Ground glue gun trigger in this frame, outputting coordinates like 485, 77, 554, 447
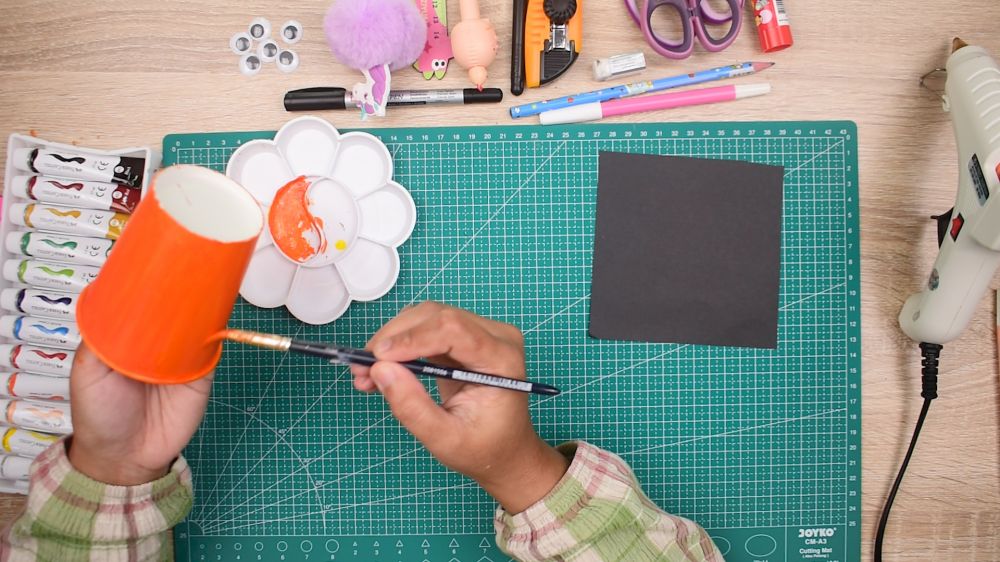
931, 208, 954, 248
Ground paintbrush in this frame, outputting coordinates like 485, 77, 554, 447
221, 329, 561, 396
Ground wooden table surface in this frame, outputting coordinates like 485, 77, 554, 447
1, 1, 999, 559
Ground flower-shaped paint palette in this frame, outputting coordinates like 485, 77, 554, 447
226, 117, 416, 324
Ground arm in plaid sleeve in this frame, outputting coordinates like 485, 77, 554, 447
0, 439, 192, 562
495, 441, 723, 562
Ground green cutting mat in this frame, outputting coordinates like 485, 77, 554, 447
164, 121, 861, 562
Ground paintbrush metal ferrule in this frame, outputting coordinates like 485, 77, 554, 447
223, 329, 292, 351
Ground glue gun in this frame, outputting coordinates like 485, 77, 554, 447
899, 39, 1000, 345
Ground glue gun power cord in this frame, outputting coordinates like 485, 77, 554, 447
873, 342, 941, 562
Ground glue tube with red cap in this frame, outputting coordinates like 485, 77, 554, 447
752, 0, 793, 53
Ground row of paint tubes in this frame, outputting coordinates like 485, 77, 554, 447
0, 147, 146, 491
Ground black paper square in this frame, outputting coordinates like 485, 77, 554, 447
589, 152, 784, 349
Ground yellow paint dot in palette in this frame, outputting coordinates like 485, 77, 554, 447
335, 240, 348, 251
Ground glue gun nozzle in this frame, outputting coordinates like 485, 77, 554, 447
952, 37, 968, 53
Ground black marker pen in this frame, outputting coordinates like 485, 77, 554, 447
284, 87, 503, 111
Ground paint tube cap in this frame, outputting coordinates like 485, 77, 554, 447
5, 232, 26, 257
11, 149, 36, 173
2, 261, 23, 285
7, 204, 28, 228
8, 177, 32, 201
0, 290, 22, 314
0, 317, 18, 341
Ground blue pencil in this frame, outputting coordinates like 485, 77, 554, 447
509, 61, 774, 119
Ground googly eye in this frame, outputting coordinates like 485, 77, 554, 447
258, 39, 280, 63
276, 49, 299, 73
280, 20, 303, 44
248, 17, 271, 40
230, 32, 253, 55
240, 53, 262, 76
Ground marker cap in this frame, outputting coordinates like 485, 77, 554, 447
463, 88, 504, 103
4, 232, 25, 257
8, 177, 31, 200
734, 82, 773, 98
539, 102, 603, 125
7, 204, 27, 228
2, 261, 22, 284
0, 290, 22, 314
11, 149, 35, 173
284, 88, 349, 111
0, 317, 17, 340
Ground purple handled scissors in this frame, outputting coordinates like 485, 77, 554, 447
624, 0, 744, 59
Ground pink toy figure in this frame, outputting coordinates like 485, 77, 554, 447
450, 0, 498, 90
414, 0, 453, 80
324, 0, 426, 117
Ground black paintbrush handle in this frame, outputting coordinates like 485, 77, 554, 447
288, 340, 560, 396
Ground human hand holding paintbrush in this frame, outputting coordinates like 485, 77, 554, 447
352, 302, 569, 513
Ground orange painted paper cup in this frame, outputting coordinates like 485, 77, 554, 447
77, 165, 264, 384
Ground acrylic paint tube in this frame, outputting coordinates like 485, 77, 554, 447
0, 316, 80, 350
2, 259, 100, 293
8, 203, 128, 240
12, 147, 145, 187
0, 289, 78, 321
0, 344, 75, 377
0, 454, 32, 480
11, 175, 141, 214
0, 398, 72, 434
5, 230, 113, 268
1, 426, 60, 457
0, 479, 29, 494
0, 372, 69, 401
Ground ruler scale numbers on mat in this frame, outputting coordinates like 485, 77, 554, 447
164, 122, 860, 562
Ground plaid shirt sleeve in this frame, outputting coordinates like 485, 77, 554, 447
494, 441, 723, 562
0, 439, 192, 562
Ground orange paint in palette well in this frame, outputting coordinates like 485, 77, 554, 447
268, 176, 327, 262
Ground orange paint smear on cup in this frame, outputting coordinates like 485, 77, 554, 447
268, 176, 327, 263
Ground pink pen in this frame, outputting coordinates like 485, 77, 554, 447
539, 82, 771, 125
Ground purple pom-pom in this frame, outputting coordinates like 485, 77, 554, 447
324, 0, 427, 71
